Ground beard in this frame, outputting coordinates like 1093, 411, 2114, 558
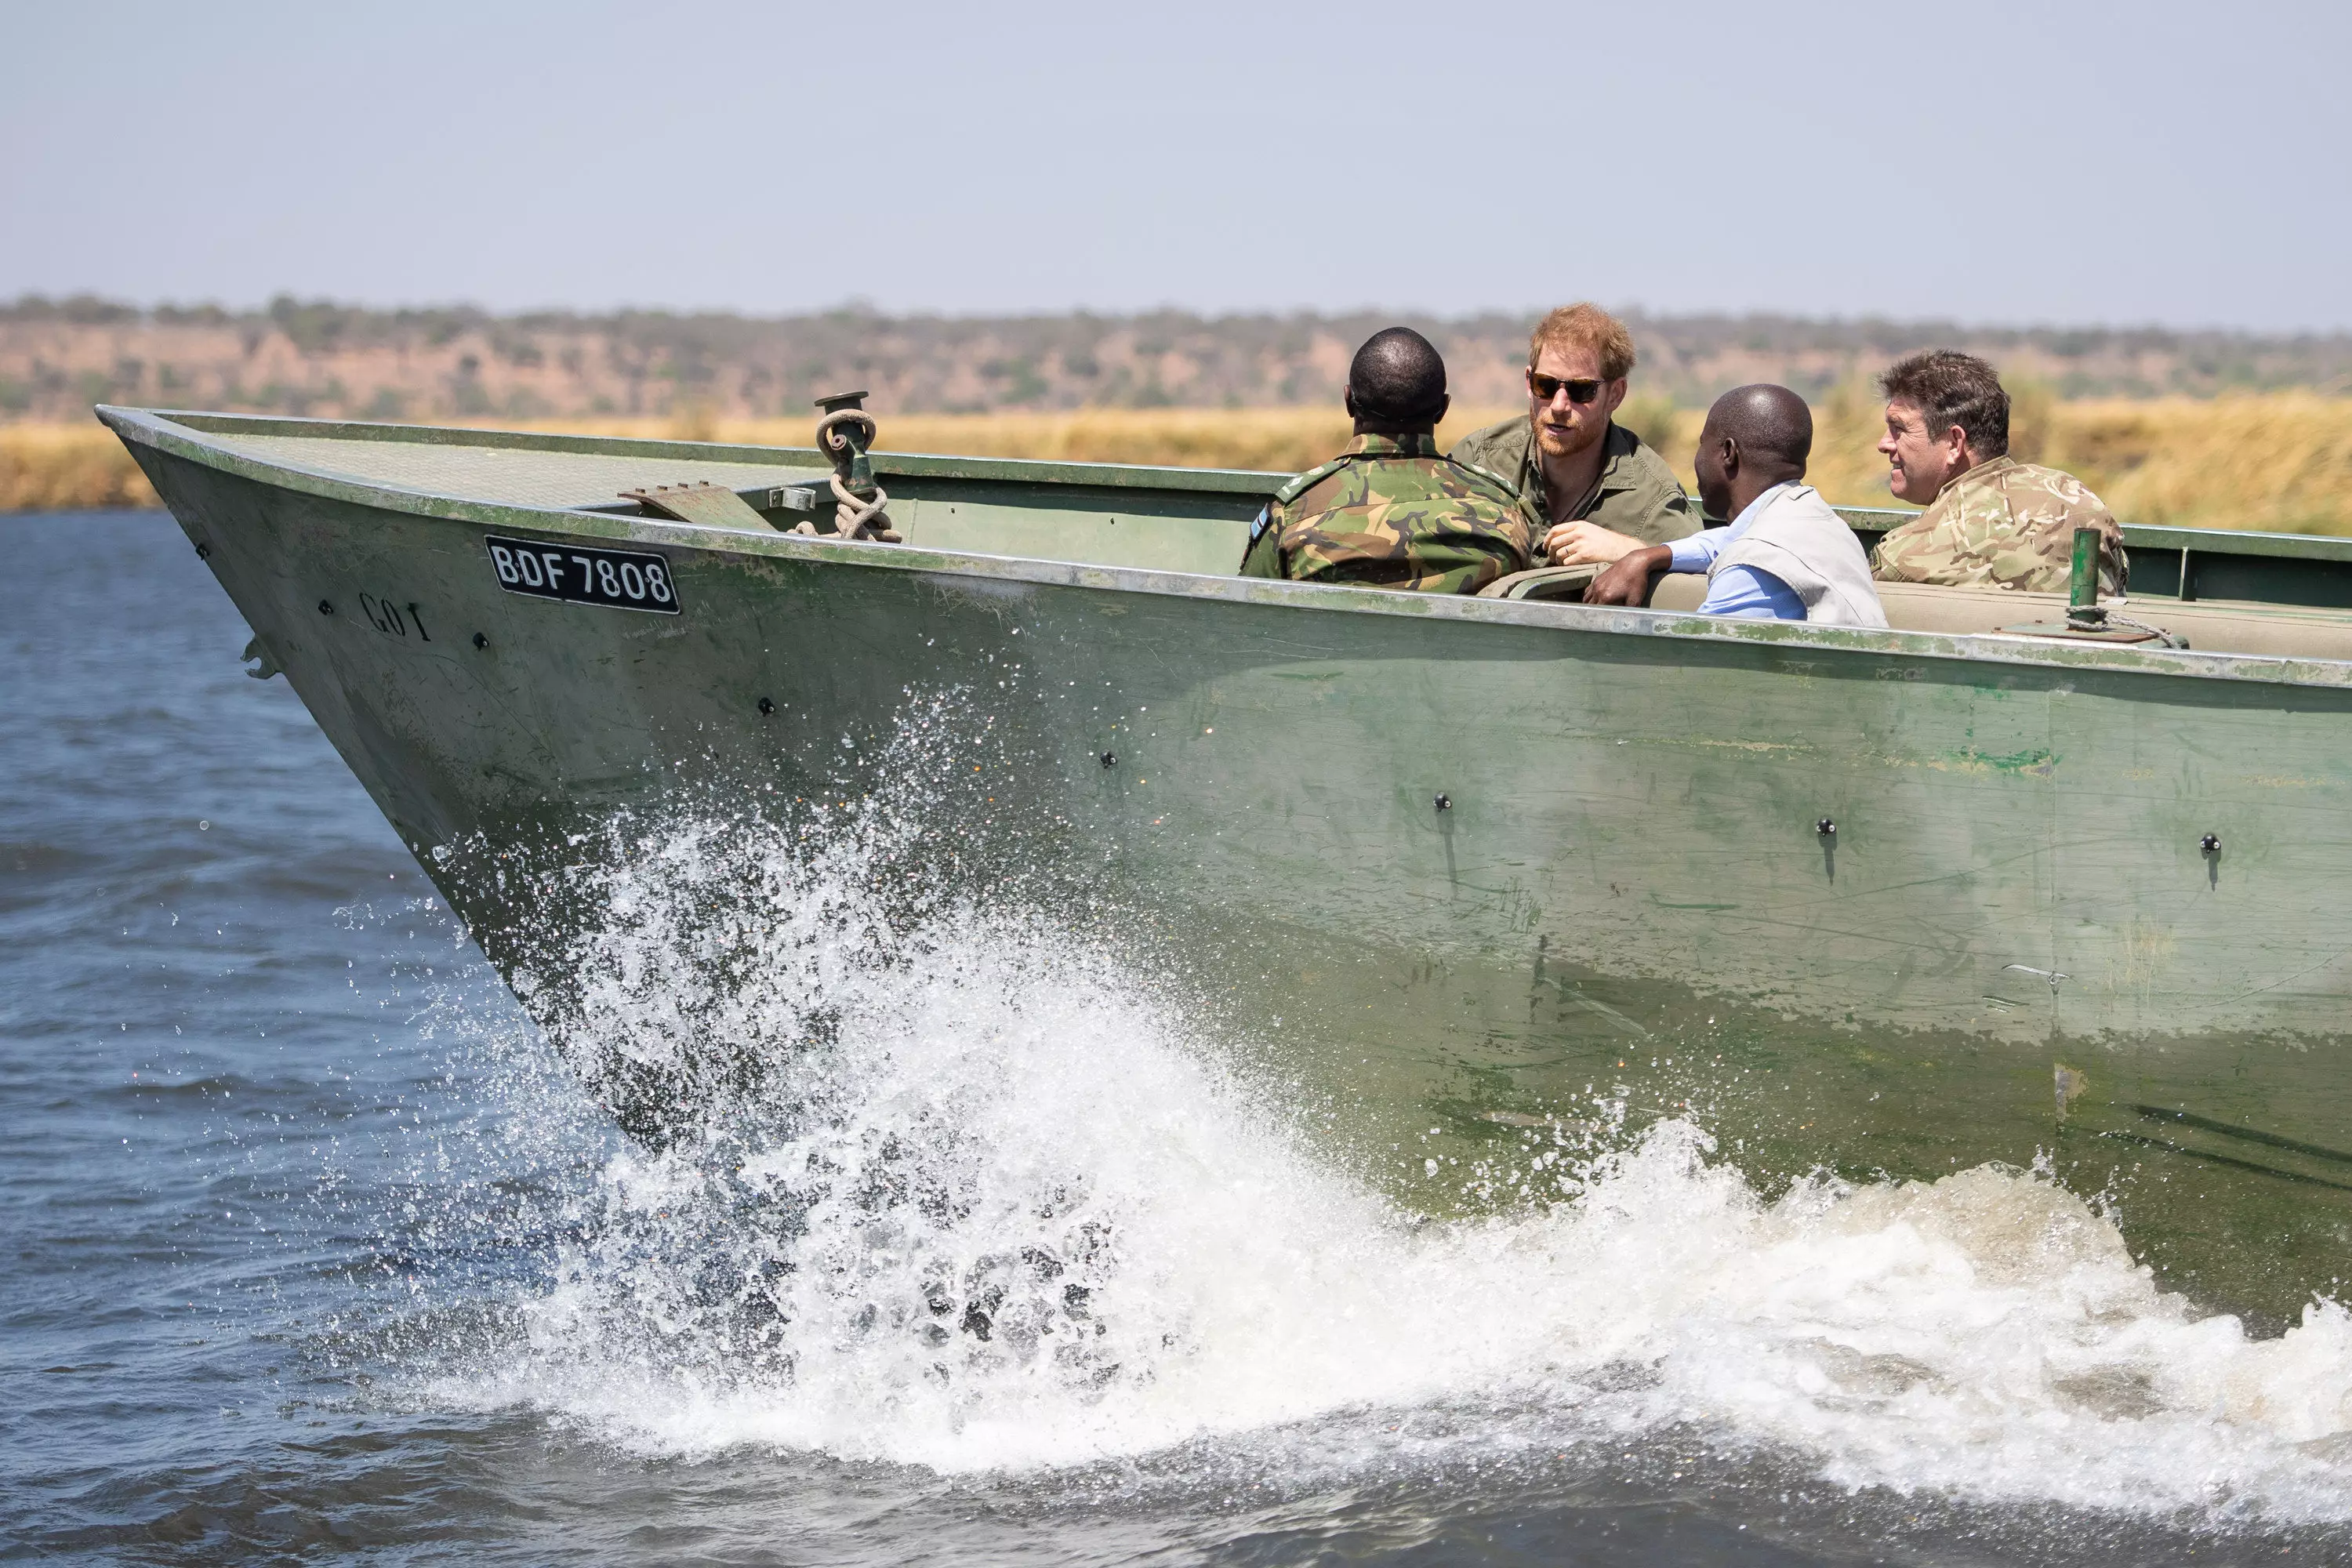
1534, 415, 1604, 461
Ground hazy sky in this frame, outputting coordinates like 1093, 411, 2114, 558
6, 0, 2347, 328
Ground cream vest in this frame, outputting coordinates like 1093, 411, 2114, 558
1708, 484, 1889, 629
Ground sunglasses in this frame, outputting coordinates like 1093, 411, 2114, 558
1527, 372, 1606, 404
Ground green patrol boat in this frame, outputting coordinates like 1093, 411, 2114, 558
98, 402, 2352, 1329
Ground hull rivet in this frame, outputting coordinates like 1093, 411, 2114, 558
758, 697, 775, 716
1817, 818, 1835, 836
1435, 793, 1452, 811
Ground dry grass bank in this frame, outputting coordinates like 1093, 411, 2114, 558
630, 394, 2352, 535
1, 423, 157, 512
1798, 387, 2352, 534
652, 406, 1526, 477
14, 394, 2352, 536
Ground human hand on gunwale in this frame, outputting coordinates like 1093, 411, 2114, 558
1585, 545, 1674, 607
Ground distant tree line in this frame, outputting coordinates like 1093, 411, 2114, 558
3, 293, 2347, 423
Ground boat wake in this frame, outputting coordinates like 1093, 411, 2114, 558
414, 717, 2352, 1530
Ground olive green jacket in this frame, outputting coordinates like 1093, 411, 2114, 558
1448, 416, 1698, 545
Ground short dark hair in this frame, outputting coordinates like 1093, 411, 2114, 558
1348, 327, 1448, 429
1879, 350, 2009, 458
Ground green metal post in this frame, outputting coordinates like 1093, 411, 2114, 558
2062, 526, 2107, 630
2068, 527, 2100, 612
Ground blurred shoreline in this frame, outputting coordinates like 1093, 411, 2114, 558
16, 392, 2352, 535
10, 297, 2350, 429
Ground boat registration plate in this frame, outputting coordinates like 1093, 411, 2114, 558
485, 536, 682, 615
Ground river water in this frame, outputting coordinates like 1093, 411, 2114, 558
7, 510, 2352, 1566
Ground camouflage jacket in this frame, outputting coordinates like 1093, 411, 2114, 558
1237, 431, 1537, 593
1447, 415, 1698, 544
1871, 456, 2128, 596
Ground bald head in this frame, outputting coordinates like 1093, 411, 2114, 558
1706, 383, 1813, 471
1346, 327, 1450, 434
1693, 384, 1813, 521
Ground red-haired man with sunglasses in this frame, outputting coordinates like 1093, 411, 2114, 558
1450, 303, 1697, 568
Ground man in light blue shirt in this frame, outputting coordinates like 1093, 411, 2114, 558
1653, 501, 1808, 619
1586, 386, 1887, 628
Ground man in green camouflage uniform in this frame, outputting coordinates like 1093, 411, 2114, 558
1868, 349, 2126, 595
1449, 302, 1697, 562
1240, 328, 1537, 593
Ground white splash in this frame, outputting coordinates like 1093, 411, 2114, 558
437, 786, 2352, 1526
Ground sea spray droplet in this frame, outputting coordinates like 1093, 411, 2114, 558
408, 684, 2352, 1512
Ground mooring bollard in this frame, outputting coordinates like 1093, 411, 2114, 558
809, 390, 900, 542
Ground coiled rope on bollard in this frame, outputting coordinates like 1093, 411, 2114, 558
797, 408, 900, 542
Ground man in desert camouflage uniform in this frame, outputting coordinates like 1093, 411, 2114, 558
1869, 350, 2126, 595
1450, 302, 1697, 567
1240, 327, 1537, 593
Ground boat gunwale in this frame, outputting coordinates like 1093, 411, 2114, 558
100, 406, 1288, 499
100, 406, 2352, 564
96, 405, 2352, 693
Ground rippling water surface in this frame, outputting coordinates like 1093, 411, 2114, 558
7, 510, 2352, 1566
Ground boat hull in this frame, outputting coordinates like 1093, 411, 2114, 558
113, 413, 2352, 1327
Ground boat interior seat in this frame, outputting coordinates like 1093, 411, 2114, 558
1877, 583, 2352, 659
1479, 564, 1600, 601
1663, 574, 2352, 659
1484, 566, 2352, 659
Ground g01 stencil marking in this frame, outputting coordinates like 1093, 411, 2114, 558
485, 536, 682, 614
357, 593, 433, 641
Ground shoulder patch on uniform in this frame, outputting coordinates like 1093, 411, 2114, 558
1274, 455, 1353, 506
1245, 503, 1273, 547
1447, 456, 1523, 503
